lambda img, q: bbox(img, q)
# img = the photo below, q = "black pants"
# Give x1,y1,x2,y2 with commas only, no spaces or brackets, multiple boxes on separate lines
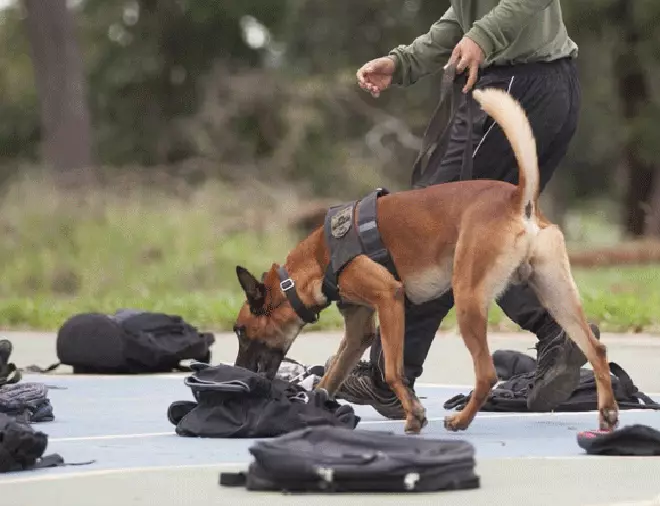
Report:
370,57,582,385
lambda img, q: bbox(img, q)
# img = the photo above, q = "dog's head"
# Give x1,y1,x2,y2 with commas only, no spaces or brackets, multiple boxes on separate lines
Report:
232,265,304,379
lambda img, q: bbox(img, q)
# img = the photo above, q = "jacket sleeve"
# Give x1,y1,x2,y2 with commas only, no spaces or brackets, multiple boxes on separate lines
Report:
465,0,555,59
388,7,463,87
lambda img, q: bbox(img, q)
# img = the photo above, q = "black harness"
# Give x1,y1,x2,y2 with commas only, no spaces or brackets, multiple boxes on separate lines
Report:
277,188,399,325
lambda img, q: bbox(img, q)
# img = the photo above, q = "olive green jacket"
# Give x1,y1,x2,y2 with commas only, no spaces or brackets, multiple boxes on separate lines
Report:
389,0,578,86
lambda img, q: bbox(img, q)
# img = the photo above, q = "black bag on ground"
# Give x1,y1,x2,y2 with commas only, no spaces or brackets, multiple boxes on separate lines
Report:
0,339,55,423
0,413,48,472
577,424,660,456
444,350,660,413
0,413,95,473
0,339,21,387
53,309,215,374
168,363,359,438
0,383,54,423
219,426,480,493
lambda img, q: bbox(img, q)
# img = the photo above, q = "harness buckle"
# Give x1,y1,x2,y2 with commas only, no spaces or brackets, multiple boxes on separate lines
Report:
280,278,295,292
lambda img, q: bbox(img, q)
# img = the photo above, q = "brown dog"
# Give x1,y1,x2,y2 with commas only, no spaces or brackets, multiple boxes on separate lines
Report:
232,87,619,435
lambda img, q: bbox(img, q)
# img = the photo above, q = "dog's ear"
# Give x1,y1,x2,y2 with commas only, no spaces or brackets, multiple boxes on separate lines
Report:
236,266,266,311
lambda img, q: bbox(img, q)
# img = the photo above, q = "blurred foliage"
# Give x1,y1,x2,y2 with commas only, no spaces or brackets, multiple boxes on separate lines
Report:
1,0,660,227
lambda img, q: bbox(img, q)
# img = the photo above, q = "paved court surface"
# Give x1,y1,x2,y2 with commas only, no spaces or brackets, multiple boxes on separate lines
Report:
2,330,660,506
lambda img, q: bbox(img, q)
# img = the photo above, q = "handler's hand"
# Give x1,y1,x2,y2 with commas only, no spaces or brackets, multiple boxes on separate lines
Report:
356,56,396,98
448,37,485,93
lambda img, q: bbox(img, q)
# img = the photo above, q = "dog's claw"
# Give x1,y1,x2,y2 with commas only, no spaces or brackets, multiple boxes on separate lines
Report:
444,414,469,432
404,413,428,435
599,407,619,431
404,404,428,434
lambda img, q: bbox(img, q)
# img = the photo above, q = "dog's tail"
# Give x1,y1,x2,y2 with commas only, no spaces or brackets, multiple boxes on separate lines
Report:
472,87,539,220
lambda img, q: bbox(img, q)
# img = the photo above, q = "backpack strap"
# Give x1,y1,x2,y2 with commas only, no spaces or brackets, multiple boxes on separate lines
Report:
609,362,660,409
20,362,62,374
219,471,248,487
1,340,24,386
443,393,469,411
0,363,22,386
33,454,96,469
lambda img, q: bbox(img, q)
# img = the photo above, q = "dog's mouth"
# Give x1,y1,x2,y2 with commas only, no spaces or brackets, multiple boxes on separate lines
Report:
234,338,284,380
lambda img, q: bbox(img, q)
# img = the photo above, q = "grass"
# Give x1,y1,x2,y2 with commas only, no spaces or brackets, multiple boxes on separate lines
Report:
0,171,658,333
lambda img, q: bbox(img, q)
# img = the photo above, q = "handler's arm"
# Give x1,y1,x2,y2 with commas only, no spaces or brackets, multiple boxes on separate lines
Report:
388,7,463,87
465,0,555,59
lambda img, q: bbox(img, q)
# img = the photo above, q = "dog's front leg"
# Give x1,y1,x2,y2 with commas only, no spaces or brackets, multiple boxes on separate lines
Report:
337,256,427,434
316,304,375,396
444,283,498,432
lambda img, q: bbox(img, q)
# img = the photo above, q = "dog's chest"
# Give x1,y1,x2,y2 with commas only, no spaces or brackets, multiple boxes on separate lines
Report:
403,262,454,305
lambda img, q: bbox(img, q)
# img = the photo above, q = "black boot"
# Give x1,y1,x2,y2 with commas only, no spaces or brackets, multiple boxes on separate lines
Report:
326,356,406,420
527,323,601,411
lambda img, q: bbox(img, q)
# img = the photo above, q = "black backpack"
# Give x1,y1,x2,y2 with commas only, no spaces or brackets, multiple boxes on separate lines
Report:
46,310,215,374
0,339,21,387
444,357,660,413
0,413,70,472
219,426,480,493
168,363,359,438
0,413,95,473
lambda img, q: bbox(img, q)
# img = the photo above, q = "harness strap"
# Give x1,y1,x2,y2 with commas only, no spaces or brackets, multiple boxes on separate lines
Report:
356,188,390,264
321,188,399,304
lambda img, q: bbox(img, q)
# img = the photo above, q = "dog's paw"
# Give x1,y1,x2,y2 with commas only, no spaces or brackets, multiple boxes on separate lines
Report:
404,406,428,435
599,406,619,431
443,414,470,432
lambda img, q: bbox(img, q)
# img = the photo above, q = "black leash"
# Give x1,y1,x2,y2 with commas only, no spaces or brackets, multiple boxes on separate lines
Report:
410,63,475,186
461,83,475,182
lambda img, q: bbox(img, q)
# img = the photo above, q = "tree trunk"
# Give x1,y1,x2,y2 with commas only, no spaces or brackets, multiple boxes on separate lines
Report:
22,0,93,185
612,0,656,237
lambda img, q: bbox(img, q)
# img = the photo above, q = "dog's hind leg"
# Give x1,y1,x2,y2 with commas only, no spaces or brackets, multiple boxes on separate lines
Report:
528,224,619,430
336,255,427,434
316,304,375,396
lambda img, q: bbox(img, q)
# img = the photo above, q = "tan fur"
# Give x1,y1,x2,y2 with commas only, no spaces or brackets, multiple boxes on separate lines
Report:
233,88,619,435
404,261,454,304
472,88,540,218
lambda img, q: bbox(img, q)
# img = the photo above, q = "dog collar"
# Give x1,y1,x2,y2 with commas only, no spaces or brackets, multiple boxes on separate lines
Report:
277,266,324,325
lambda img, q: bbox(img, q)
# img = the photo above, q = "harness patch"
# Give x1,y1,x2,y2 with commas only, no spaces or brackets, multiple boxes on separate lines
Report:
324,202,361,274
330,206,353,239
322,188,398,302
